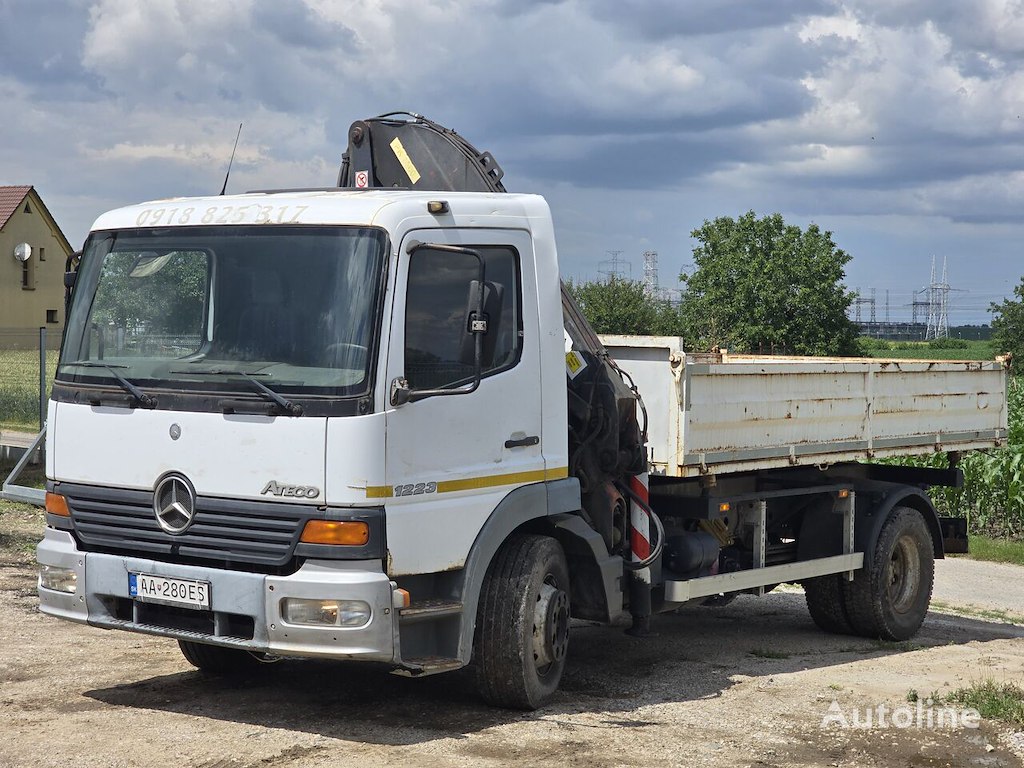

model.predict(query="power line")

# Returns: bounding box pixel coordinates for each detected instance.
[642,250,659,296]
[597,250,630,283]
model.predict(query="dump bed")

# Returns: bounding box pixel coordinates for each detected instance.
[600,335,1009,479]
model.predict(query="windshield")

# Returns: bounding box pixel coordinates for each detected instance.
[59,225,387,400]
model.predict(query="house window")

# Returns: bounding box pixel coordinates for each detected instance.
[23,201,31,214]
[21,257,35,290]
[39,246,45,262]
[46,309,58,324]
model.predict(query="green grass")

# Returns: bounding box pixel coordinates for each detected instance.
[0,348,57,432]
[0,459,46,489]
[946,679,1024,725]
[748,648,791,660]
[871,639,922,652]
[859,337,996,361]
[930,600,1024,625]
[961,535,1024,566]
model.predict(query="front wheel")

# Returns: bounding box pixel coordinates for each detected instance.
[474,535,571,710]
[843,506,935,641]
[178,640,265,674]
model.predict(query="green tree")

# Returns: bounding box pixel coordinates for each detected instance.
[92,250,207,334]
[680,211,859,356]
[565,278,682,336]
[992,277,1024,372]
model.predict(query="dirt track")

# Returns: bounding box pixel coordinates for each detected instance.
[3,501,1024,768]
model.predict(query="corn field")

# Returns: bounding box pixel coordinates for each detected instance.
[0,332,58,432]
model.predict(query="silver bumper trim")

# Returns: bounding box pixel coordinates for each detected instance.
[36,527,396,662]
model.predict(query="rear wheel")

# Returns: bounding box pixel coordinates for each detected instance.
[178,640,264,674]
[842,506,934,641]
[474,535,571,710]
[803,574,853,634]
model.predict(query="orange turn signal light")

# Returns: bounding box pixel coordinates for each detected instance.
[45,492,70,517]
[838,489,850,499]
[718,502,731,513]
[300,520,369,546]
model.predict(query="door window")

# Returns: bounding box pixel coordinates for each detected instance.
[404,246,521,389]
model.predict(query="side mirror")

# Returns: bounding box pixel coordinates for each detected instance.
[64,249,82,316]
[458,280,504,368]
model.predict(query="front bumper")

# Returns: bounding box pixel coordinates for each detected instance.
[36,528,397,661]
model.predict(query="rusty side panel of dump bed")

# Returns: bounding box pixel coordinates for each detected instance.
[600,335,1009,479]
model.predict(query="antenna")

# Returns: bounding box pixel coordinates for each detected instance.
[219,122,243,196]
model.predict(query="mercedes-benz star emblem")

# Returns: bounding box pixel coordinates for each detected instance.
[153,474,197,534]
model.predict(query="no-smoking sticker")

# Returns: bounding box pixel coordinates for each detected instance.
[355,170,369,188]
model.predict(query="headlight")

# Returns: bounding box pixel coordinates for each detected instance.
[280,598,371,627]
[39,564,77,593]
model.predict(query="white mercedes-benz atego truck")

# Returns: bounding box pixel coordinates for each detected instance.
[37,114,1008,709]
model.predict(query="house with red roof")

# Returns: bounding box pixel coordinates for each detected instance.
[0,186,72,345]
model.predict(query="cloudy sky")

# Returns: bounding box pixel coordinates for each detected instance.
[3,0,1023,323]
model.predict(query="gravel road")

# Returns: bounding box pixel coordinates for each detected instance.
[3,502,1024,768]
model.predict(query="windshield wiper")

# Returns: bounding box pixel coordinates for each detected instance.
[169,369,302,416]
[64,361,156,408]
[233,372,302,416]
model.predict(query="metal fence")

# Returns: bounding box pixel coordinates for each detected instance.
[0,327,53,504]
[0,327,56,432]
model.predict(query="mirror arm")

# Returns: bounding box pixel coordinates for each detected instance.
[64,249,82,317]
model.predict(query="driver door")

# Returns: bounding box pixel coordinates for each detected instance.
[382,228,545,576]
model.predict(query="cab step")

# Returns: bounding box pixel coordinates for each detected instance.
[392,655,465,677]
[398,599,463,624]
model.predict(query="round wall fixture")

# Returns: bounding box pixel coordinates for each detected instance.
[13,243,32,262]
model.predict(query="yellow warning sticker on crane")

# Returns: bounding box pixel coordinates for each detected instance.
[566,350,587,380]
[390,137,421,184]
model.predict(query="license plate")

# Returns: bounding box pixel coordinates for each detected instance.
[129,573,210,610]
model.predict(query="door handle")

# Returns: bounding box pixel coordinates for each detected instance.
[505,435,540,449]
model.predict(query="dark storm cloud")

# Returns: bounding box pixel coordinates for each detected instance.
[4,0,1024,313]
[250,2,356,52]
[0,0,103,98]
[588,0,837,38]
[853,0,1024,57]
[509,131,763,191]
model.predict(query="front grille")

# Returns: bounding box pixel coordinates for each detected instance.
[104,597,255,640]
[62,483,312,570]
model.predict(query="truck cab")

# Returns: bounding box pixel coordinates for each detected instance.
[39,189,584,706]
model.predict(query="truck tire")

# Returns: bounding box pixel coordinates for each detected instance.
[178,640,261,674]
[842,506,934,641]
[474,534,571,710]
[803,574,852,634]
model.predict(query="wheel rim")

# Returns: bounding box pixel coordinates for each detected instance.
[532,575,570,677]
[887,533,922,614]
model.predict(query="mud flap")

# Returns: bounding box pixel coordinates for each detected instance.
[938,516,968,554]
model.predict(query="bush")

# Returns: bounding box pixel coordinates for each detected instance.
[927,337,970,350]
